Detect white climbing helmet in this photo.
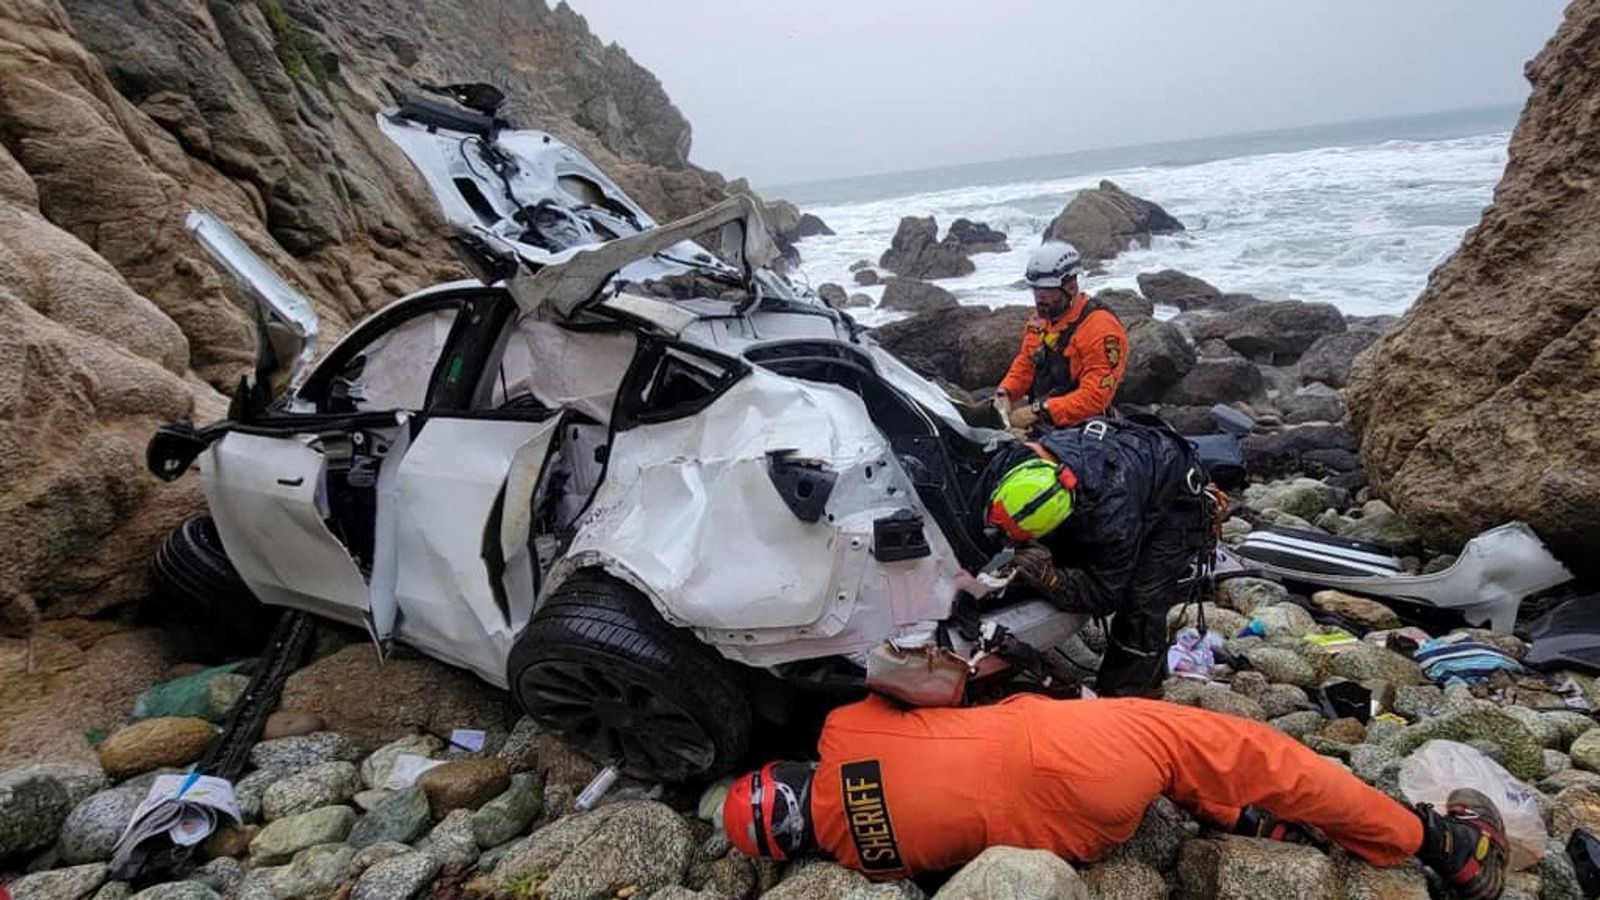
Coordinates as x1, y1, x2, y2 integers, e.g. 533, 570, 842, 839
1025, 240, 1082, 289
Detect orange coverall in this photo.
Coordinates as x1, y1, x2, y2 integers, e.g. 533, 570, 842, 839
809, 693, 1423, 878
997, 293, 1128, 427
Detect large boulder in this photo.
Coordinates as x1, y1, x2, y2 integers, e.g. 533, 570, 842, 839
493, 801, 694, 899
1046, 180, 1184, 265
786, 212, 834, 239
874, 307, 1018, 391
1299, 329, 1385, 388
880, 278, 959, 315
956, 307, 1033, 390
947, 218, 1009, 253
1136, 270, 1222, 310
1346, 0, 1600, 575
1093, 288, 1155, 323
1186, 300, 1347, 365
1120, 318, 1197, 404
1161, 357, 1264, 406
879, 216, 976, 280
1240, 425, 1360, 479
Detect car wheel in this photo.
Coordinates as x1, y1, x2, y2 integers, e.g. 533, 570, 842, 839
149, 515, 278, 662
507, 572, 751, 781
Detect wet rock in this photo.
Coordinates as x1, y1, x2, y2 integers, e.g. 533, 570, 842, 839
418, 758, 510, 818
1249, 604, 1316, 638
1552, 786, 1600, 843
879, 216, 975, 280
1167, 604, 1249, 639
817, 283, 848, 308
1242, 425, 1361, 480
1198, 684, 1267, 721
932, 846, 1089, 899
185, 858, 242, 897
97, 719, 214, 780
1161, 357, 1264, 406
127, 885, 218, 900
1108, 796, 1190, 871
261, 760, 359, 821
261, 711, 326, 741
1386, 706, 1544, 780
947, 218, 1009, 254
1299, 330, 1383, 389
350, 850, 440, 900
1392, 685, 1443, 721
1120, 317, 1196, 404
1342, 501, 1422, 555
1258, 684, 1313, 719
1083, 859, 1166, 900
1136, 270, 1221, 311
1270, 711, 1327, 742
201, 824, 256, 860
1216, 578, 1288, 617
1327, 644, 1425, 686
57, 784, 146, 864
1046, 180, 1184, 265
233, 767, 289, 823
6, 863, 109, 900
423, 809, 480, 871
249, 805, 357, 865
494, 800, 693, 898
348, 785, 431, 848
853, 269, 881, 286
1176, 836, 1337, 900
1242, 646, 1317, 688
1278, 382, 1347, 426
248, 733, 360, 772
359, 735, 442, 790
1310, 591, 1401, 631
1569, 729, 1600, 772
1, 766, 79, 858
1094, 288, 1155, 323
1338, 855, 1429, 900
1242, 478, 1348, 520
1187, 300, 1347, 365
472, 772, 543, 848
350, 840, 413, 876
880, 278, 959, 314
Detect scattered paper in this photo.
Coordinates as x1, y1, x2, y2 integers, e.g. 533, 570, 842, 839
384, 753, 447, 789
110, 773, 241, 873
449, 729, 486, 752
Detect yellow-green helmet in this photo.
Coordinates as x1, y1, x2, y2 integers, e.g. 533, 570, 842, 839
987, 458, 1075, 542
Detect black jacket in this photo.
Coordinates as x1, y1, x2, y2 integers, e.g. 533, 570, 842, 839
974, 420, 1202, 615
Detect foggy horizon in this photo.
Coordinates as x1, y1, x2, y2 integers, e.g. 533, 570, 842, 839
564, 1, 1568, 186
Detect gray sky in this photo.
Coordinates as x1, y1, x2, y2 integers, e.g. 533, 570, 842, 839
563, 0, 1568, 186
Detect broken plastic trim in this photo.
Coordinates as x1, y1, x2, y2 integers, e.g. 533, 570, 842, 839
765, 451, 837, 524
873, 509, 931, 562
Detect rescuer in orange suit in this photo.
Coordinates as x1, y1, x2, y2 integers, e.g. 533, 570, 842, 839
995, 240, 1128, 431
723, 694, 1507, 900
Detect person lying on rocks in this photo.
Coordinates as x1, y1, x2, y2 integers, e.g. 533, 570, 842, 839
975, 415, 1214, 697
993, 240, 1129, 431
722, 693, 1508, 900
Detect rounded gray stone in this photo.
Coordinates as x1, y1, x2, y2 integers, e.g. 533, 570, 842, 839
261, 761, 360, 821
350, 850, 441, 900
56, 784, 145, 864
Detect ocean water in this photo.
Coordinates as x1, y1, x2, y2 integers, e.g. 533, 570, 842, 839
775, 107, 1517, 324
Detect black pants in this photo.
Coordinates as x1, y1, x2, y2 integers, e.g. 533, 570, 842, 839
1095, 493, 1212, 697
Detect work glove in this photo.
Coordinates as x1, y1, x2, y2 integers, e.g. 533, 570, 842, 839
1012, 545, 1067, 601
1009, 402, 1040, 431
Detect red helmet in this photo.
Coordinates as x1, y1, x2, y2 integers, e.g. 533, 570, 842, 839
723, 761, 814, 860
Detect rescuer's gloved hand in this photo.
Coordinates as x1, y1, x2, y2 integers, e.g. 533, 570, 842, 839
1012, 545, 1066, 600
1009, 403, 1040, 431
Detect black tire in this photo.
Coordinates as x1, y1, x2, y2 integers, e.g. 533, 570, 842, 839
507, 572, 751, 781
149, 515, 278, 662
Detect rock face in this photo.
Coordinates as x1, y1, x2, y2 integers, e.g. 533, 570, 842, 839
1121, 318, 1196, 404
879, 216, 976, 279
1046, 180, 1183, 265
1186, 300, 1347, 365
0, 0, 751, 636
1346, 0, 1600, 573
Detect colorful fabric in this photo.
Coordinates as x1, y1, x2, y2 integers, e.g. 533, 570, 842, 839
1416, 633, 1525, 686
1168, 627, 1224, 678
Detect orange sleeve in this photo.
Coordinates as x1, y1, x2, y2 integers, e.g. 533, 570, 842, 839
997, 322, 1040, 400
1043, 312, 1128, 426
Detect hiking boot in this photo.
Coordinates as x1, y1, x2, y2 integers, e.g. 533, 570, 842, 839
1233, 805, 1314, 844
1415, 788, 1508, 900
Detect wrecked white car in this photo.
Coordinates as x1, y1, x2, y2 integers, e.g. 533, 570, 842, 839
147, 87, 1083, 780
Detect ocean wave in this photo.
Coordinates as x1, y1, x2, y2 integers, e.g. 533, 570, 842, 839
794, 132, 1509, 318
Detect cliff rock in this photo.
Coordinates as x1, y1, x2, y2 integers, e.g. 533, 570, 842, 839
1347, 0, 1600, 572
1046, 180, 1183, 265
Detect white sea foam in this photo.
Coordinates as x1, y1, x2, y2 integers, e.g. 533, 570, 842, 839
791, 132, 1510, 323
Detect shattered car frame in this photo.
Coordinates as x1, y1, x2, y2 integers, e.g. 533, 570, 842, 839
147, 88, 1083, 780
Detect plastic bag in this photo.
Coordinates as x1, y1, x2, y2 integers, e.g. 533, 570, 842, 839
1398, 739, 1546, 870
